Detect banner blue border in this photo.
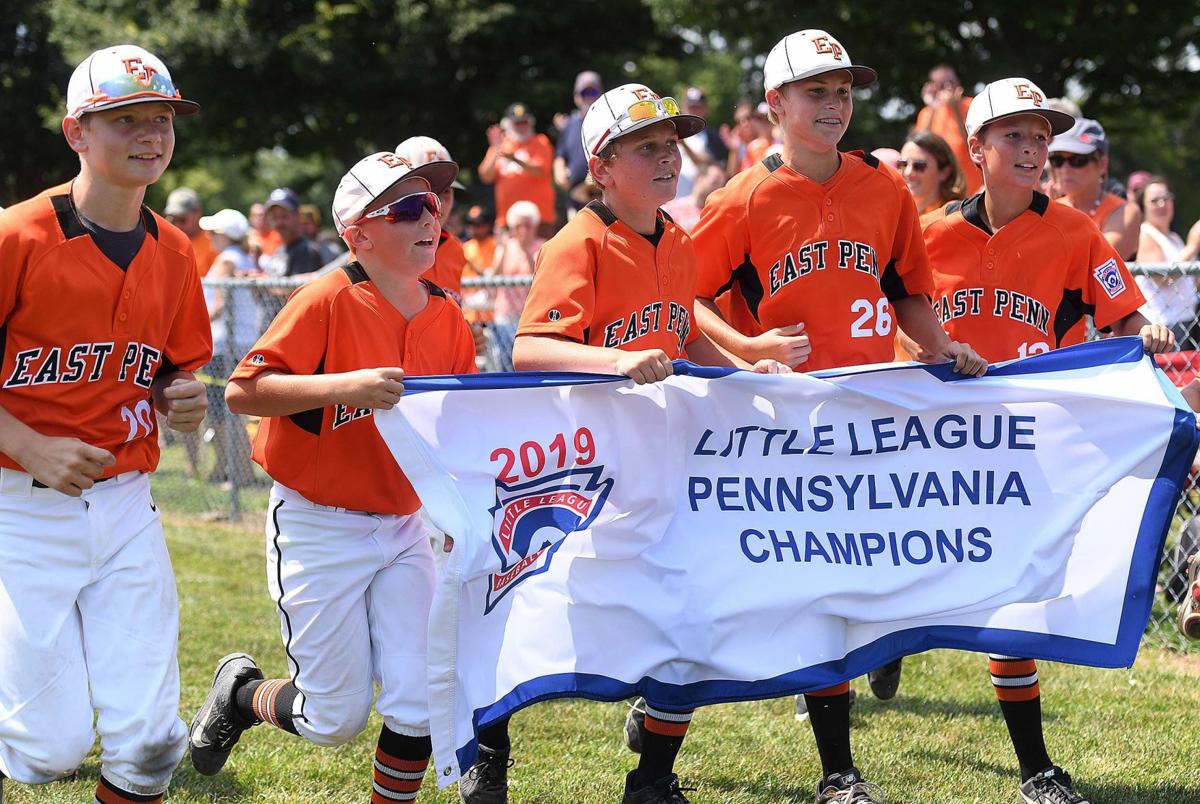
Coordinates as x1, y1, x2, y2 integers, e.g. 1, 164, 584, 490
425, 336, 1197, 770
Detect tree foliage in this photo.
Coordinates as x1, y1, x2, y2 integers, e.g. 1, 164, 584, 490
3, 1, 1199, 224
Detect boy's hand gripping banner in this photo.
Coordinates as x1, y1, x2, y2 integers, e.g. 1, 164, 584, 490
375, 338, 1198, 784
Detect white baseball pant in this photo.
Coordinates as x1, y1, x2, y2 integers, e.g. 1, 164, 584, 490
265, 483, 436, 745
0, 469, 186, 795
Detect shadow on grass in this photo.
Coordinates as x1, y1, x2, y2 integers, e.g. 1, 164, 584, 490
60, 758, 252, 801
858, 693, 1060, 724
700, 773, 811, 803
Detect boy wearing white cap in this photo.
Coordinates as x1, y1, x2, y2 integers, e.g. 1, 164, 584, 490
900, 78, 1170, 804
189, 150, 476, 802
688, 30, 986, 802
0, 45, 211, 803
396, 135, 470, 298
456, 82, 785, 804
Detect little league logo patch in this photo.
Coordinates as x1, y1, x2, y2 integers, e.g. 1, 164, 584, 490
485, 466, 614, 613
1093, 258, 1126, 299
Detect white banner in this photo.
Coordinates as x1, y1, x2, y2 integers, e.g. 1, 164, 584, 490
375, 338, 1198, 785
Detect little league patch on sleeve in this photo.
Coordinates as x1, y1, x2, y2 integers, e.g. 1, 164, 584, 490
1093, 258, 1126, 299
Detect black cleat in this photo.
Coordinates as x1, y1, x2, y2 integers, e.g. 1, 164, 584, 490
867, 659, 903, 701
815, 768, 885, 803
622, 770, 693, 803
1019, 766, 1090, 804
189, 652, 263, 775
624, 696, 647, 754
459, 745, 512, 803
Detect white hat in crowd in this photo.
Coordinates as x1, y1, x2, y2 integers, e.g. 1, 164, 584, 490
331, 151, 458, 234
964, 78, 1075, 139
581, 83, 705, 158
66, 44, 199, 118
199, 208, 250, 241
763, 30, 876, 93
1049, 118, 1109, 156
395, 136, 466, 190
164, 187, 202, 217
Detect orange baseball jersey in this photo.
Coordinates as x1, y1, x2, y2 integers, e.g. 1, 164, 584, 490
422, 230, 466, 297
0, 183, 212, 476
921, 192, 1145, 362
491, 133, 557, 226
232, 263, 476, 515
693, 152, 934, 371
916, 98, 982, 194
517, 201, 700, 357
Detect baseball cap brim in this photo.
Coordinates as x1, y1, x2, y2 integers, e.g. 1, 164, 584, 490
77, 96, 200, 117
1048, 135, 1100, 153
604, 113, 706, 151
774, 64, 877, 90
350, 160, 459, 224
980, 109, 1076, 139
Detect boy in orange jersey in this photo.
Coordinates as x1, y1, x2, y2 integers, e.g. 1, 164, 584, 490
189, 151, 475, 804
396, 135, 470, 299
898, 78, 1171, 804
687, 29, 988, 804
455, 83, 787, 804
0, 45, 210, 804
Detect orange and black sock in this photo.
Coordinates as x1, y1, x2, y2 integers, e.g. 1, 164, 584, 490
635, 704, 693, 786
236, 677, 301, 735
94, 777, 162, 804
371, 726, 431, 803
805, 682, 854, 779
989, 655, 1052, 780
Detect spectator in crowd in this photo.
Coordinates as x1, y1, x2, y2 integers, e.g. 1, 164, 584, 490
247, 200, 275, 264
460, 205, 497, 333
165, 187, 217, 275
915, 64, 981, 194
554, 70, 603, 214
1131, 175, 1198, 348
261, 187, 325, 277
1126, 170, 1153, 197
197, 208, 258, 485
675, 86, 730, 198
397, 135, 470, 298
725, 100, 775, 174
898, 130, 966, 214
298, 203, 342, 263
663, 163, 726, 233
1049, 118, 1141, 259
479, 102, 557, 236
870, 147, 901, 170
487, 200, 543, 371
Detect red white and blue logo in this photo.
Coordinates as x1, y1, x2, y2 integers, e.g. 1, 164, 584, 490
485, 466, 614, 613
1093, 258, 1126, 299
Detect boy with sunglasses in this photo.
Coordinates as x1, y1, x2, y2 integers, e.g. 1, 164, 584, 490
0, 44, 210, 804
900, 78, 1171, 804
189, 151, 476, 802
682, 29, 987, 804
456, 83, 787, 804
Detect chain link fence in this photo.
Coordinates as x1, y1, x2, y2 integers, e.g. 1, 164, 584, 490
159, 264, 1200, 649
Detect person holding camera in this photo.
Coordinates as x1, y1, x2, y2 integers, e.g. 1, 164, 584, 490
915, 64, 982, 194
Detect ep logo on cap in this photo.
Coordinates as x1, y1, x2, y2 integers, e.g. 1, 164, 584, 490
763, 30, 877, 93
66, 44, 199, 118
332, 151, 458, 234
581, 83, 705, 158
964, 78, 1076, 138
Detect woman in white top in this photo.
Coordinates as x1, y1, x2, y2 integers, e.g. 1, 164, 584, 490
487, 200, 544, 370
1133, 176, 1197, 347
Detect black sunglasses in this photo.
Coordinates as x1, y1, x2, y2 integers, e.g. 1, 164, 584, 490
896, 159, 930, 173
1048, 154, 1095, 169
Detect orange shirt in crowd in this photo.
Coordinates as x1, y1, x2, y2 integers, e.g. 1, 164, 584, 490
692, 152, 934, 371
422, 230, 466, 297
1056, 192, 1132, 257
232, 263, 476, 515
916, 98, 982, 195
190, 229, 217, 277
463, 235, 497, 276
921, 192, 1145, 361
0, 183, 212, 476
517, 200, 700, 358
258, 228, 283, 257
488, 134, 557, 227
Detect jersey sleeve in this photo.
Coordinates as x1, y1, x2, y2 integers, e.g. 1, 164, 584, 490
453, 313, 479, 374
1079, 228, 1146, 332
231, 281, 331, 379
161, 253, 214, 374
882, 181, 935, 301
0, 216, 29, 326
516, 232, 597, 342
691, 183, 749, 299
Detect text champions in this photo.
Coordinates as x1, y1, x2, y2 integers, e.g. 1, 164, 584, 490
689, 413, 1039, 568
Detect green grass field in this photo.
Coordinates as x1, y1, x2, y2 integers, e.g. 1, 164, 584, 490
4, 512, 1199, 803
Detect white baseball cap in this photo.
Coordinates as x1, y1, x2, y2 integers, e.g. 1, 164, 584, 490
66, 44, 199, 119
1049, 118, 1108, 155
395, 136, 466, 190
331, 151, 458, 234
964, 78, 1075, 139
581, 83, 705, 158
763, 30, 876, 93
198, 208, 250, 240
